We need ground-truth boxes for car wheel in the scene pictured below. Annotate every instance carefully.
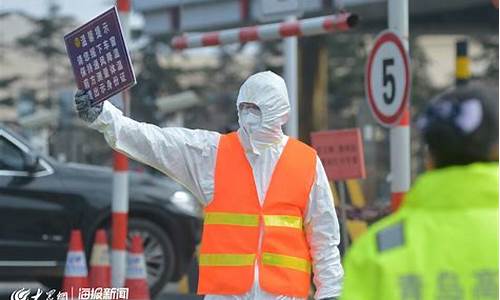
[127,218,176,297]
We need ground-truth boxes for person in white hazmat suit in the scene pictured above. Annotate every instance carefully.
[74,71,343,300]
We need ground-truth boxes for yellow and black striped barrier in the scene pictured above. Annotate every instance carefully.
[455,39,470,86]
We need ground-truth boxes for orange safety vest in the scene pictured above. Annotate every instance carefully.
[198,132,317,297]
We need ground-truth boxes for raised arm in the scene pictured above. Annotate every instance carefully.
[74,90,220,204]
[304,157,344,300]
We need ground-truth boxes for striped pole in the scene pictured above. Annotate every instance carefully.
[112,0,131,288]
[388,0,411,212]
[171,13,358,50]
[111,151,129,288]
[390,110,410,211]
[455,40,470,86]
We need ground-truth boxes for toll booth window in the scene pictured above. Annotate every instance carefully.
[0,136,25,171]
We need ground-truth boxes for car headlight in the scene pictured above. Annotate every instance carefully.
[170,191,202,218]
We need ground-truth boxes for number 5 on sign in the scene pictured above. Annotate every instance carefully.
[382,58,395,105]
[365,30,411,127]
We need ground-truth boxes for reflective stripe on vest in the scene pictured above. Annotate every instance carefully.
[205,212,303,229]
[262,253,311,273]
[199,253,311,273]
[204,212,259,227]
[199,254,255,267]
[264,215,303,229]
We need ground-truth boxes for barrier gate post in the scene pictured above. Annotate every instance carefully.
[111,0,131,288]
[388,0,411,211]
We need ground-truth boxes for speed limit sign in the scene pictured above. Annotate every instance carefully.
[365,30,411,126]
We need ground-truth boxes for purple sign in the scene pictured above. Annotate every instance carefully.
[64,6,136,105]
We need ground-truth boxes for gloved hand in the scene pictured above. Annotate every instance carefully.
[74,89,103,123]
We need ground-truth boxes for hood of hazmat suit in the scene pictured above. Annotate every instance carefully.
[237,71,290,154]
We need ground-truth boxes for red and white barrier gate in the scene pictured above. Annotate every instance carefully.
[171,13,358,50]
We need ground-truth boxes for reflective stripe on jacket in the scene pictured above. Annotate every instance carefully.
[198,132,317,297]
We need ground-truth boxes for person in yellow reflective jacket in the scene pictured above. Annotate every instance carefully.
[341,82,499,300]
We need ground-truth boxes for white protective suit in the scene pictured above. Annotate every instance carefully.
[89,71,343,299]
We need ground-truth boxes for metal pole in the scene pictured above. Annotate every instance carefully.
[338,181,350,253]
[388,0,410,211]
[112,0,131,288]
[284,16,299,139]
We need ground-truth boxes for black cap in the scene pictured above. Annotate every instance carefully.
[417,82,498,168]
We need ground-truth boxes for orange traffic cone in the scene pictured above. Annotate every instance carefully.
[62,229,89,298]
[89,229,111,288]
[125,234,150,300]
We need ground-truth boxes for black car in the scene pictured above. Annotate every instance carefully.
[0,125,202,296]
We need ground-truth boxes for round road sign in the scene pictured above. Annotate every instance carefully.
[365,30,411,126]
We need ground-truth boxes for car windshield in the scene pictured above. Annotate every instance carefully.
[0,124,57,165]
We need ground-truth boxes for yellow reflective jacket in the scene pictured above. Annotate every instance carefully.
[341,163,499,300]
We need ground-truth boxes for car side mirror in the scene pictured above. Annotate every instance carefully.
[24,153,40,173]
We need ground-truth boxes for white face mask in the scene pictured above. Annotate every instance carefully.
[239,105,262,134]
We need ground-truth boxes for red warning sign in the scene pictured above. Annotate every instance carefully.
[310,128,366,181]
